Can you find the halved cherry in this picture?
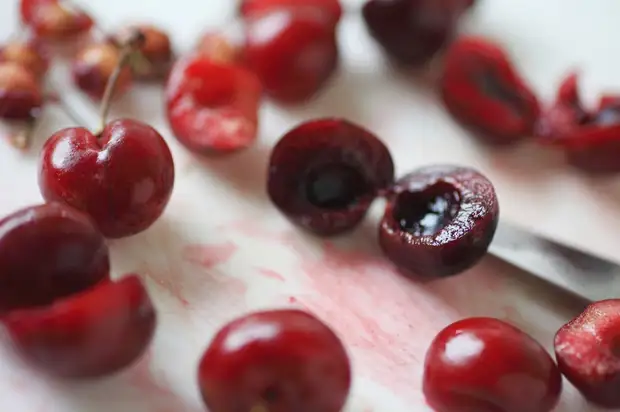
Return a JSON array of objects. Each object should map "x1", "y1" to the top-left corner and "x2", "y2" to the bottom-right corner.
[
  {"x1": 195, "y1": 27, "x2": 245, "y2": 65},
  {"x1": 0, "y1": 62, "x2": 43, "y2": 121},
  {"x1": 0, "y1": 39, "x2": 49, "y2": 80},
  {"x1": 165, "y1": 55, "x2": 262, "y2": 154},
  {"x1": 20, "y1": 0, "x2": 94, "y2": 41},
  {"x1": 239, "y1": 0, "x2": 343, "y2": 26},
  {"x1": 3, "y1": 275, "x2": 156, "y2": 379}
]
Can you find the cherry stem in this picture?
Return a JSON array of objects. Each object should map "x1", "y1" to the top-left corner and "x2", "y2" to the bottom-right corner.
[
  {"x1": 95, "y1": 29, "x2": 144, "y2": 135},
  {"x1": 11, "y1": 114, "x2": 38, "y2": 150}
]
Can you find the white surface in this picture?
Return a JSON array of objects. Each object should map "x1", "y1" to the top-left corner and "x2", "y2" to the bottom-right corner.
[{"x1": 0, "y1": 0, "x2": 618, "y2": 411}]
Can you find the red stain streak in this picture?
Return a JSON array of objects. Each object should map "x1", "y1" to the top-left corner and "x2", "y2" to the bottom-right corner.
[
  {"x1": 256, "y1": 267, "x2": 286, "y2": 282},
  {"x1": 140, "y1": 269, "x2": 190, "y2": 308},
  {"x1": 183, "y1": 242, "x2": 238, "y2": 269}
]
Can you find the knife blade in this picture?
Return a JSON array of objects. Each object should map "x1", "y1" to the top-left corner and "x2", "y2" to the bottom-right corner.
[{"x1": 489, "y1": 222, "x2": 620, "y2": 302}]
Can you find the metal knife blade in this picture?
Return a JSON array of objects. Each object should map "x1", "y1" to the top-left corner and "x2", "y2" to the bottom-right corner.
[{"x1": 488, "y1": 222, "x2": 620, "y2": 302}]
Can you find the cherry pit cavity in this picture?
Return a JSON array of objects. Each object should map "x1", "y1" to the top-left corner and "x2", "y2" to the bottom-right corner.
[{"x1": 0, "y1": 0, "x2": 616, "y2": 411}]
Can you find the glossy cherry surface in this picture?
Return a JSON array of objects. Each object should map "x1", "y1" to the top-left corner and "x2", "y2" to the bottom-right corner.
[
  {"x1": 0, "y1": 62, "x2": 43, "y2": 120},
  {"x1": 424, "y1": 317, "x2": 562, "y2": 412},
  {"x1": 0, "y1": 40, "x2": 49, "y2": 80},
  {"x1": 3, "y1": 275, "x2": 156, "y2": 378},
  {"x1": 239, "y1": 0, "x2": 343, "y2": 26},
  {"x1": 111, "y1": 24, "x2": 173, "y2": 81},
  {"x1": 20, "y1": 0, "x2": 94, "y2": 40},
  {"x1": 38, "y1": 118, "x2": 175, "y2": 238},
  {"x1": 555, "y1": 299, "x2": 620, "y2": 408},
  {"x1": 198, "y1": 309, "x2": 351, "y2": 412},
  {"x1": 379, "y1": 165, "x2": 498, "y2": 277},
  {"x1": 0, "y1": 202, "x2": 109, "y2": 313},
  {"x1": 72, "y1": 41, "x2": 133, "y2": 101},
  {"x1": 244, "y1": 8, "x2": 339, "y2": 104},
  {"x1": 166, "y1": 55, "x2": 262, "y2": 154},
  {"x1": 267, "y1": 118, "x2": 394, "y2": 236}
]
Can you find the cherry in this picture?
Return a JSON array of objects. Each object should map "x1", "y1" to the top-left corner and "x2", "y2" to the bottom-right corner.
[
  {"x1": 0, "y1": 62, "x2": 43, "y2": 121},
  {"x1": 363, "y1": 0, "x2": 471, "y2": 67},
  {"x1": 239, "y1": 0, "x2": 343, "y2": 26},
  {"x1": 244, "y1": 7, "x2": 339, "y2": 104},
  {"x1": 72, "y1": 41, "x2": 133, "y2": 101},
  {"x1": 165, "y1": 54, "x2": 262, "y2": 154},
  {"x1": 0, "y1": 202, "x2": 109, "y2": 313},
  {"x1": 3, "y1": 275, "x2": 156, "y2": 379},
  {"x1": 111, "y1": 24, "x2": 174, "y2": 81},
  {"x1": 267, "y1": 118, "x2": 394, "y2": 236},
  {"x1": 195, "y1": 31, "x2": 245, "y2": 65},
  {"x1": 0, "y1": 40, "x2": 49, "y2": 80},
  {"x1": 379, "y1": 165, "x2": 498, "y2": 277},
  {"x1": 198, "y1": 309, "x2": 351, "y2": 412},
  {"x1": 20, "y1": 0, "x2": 94, "y2": 41},
  {"x1": 554, "y1": 299, "x2": 620, "y2": 408},
  {"x1": 424, "y1": 317, "x2": 562, "y2": 412}
]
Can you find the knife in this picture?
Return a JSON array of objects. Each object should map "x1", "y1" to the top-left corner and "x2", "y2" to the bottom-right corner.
[{"x1": 489, "y1": 222, "x2": 620, "y2": 302}]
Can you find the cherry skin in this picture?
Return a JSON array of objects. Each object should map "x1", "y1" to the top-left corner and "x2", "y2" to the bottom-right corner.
[
  {"x1": 72, "y1": 41, "x2": 133, "y2": 101},
  {"x1": 3, "y1": 274, "x2": 156, "y2": 379},
  {"x1": 0, "y1": 40, "x2": 49, "y2": 80},
  {"x1": 0, "y1": 202, "x2": 109, "y2": 313},
  {"x1": 20, "y1": 0, "x2": 94, "y2": 41},
  {"x1": 38, "y1": 118, "x2": 175, "y2": 239},
  {"x1": 244, "y1": 7, "x2": 339, "y2": 104},
  {"x1": 424, "y1": 317, "x2": 562, "y2": 412},
  {"x1": 0, "y1": 62, "x2": 43, "y2": 121},
  {"x1": 239, "y1": 0, "x2": 343, "y2": 26},
  {"x1": 166, "y1": 55, "x2": 262, "y2": 154},
  {"x1": 198, "y1": 309, "x2": 351, "y2": 412}
]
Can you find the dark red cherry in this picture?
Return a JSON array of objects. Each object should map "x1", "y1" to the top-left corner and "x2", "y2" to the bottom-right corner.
[
  {"x1": 20, "y1": 0, "x2": 94, "y2": 41},
  {"x1": 38, "y1": 118, "x2": 175, "y2": 239},
  {"x1": 244, "y1": 8, "x2": 339, "y2": 104},
  {"x1": 0, "y1": 202, "x2": 109, "y2": 313},
  {"x1": 362, "y1": 0, "x2": 471, "y2": 67},
  {"x1": 0, "y1": 40, "x2": 49, "y2": 80},
  {"x1": 0, "y1": 62, "x2": 43, "y2": 121},
  {"x1": 267, "y1": 118, "x2": 394, "y2": 236},
  {"x1": 3, "y1": 275, "x2": 156, "y2": 378},
  {"x1": 424, "y1": 317, "x2": 562, "y2": 412},
  {"x1": 379, "y1": 165, "x2": 498, "y2": 277},
  {"x1": 165, "y1": 55, "x2": 262, "y2": 154},
  {"x1": 239, "y1": 0, "x2": 343, "y2": 26},
  {"x1": 198, "y1": 309, "x2": 351, "y2": 412},
  {"x1": 72, "y1": 41, "x2": 133, "y2": 101},
  {"x1": 555, "y1": 299, "x2": 620, "y2": 408}
]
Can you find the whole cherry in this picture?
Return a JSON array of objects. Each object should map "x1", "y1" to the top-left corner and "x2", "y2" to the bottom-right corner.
[
  {"x1": 198, "y1": 309, "x2": 351, "y2": 412},
  {"x1": 555, "y1": 299, "x2": 620, "y2": 408},
  {"x1": 424, "y1": 317, "x2": 562, "y2": 412},
  {"x1": 0, "y1": 61, "x2": 43, "y2": 121},
  {"x1": 20, "y1": 0, "x2": 94, "y2": 41},
  {"x1": 165, "y1": 54, "x2": 262, "y2": 154},
  {"x1": 244, "y1": 7, "x2": 339, "y2": 104},
  {"x1": 379, "y1": 165, "x2": 499, "y2": 277},
  {"x1": 0, "y1": 39, "x2": 49, "y2": 80},
  {"x1": 40, "y1": 32, "x2": 175, "y2": 238}
]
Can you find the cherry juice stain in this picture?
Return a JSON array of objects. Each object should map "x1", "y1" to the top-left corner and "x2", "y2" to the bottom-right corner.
[
  {"x1": 183, "y1": 241, "x2": 238, "y2": 269},
  {"x1": 256, "y1": 267, "x2": 286, "y2": 282}
]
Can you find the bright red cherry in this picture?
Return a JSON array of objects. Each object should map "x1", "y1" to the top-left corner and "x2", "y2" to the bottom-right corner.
[
  {"x1": 239, "y1": 0, "x2": 343, "y2": 26},
  {"x1": 20, "y1": 0, "x2": 94, "y2": 41},
  {"x1": 165, "y1": 55, "x2": 262, "y2": 154},
  {"x1": 198, "y1": 309, "x2": 351, "y2": 412},
  {"x1": 244, "y1": 8, "x2": 339, "y2": 104},
  {"x1": 0, "y1": 62, "x2": 43, "y2": 121},
  {"x1": 3, "y1": 275, "x2": 156, "y2": 378},
  {"x1": 424, "y1": 317, "x2": 562, "y2": 412},
  {"x1": 0, "y1": 40, "x2": 49, "y2": 80},
  {"x1": 38, "y1": 118, "x2": 175, "y2": 238}
]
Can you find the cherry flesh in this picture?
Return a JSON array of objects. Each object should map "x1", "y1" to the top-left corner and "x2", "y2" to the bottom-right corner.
[
  {"x1": 267, "y1": 118, "x2": 394, "y2": 236},
  {"x1": 195, "y1": 30, "x2": 245, "y2": 65},
  {"x1": 239, "y1": 0, "x2": 343, "y2": 26},
  {"x1": 165, "y1": 55, "x2": 262, "y2": 154},
  {"x1": 20, "y1": 0, "x2": 94, "y2": 41},
  {"x1": 3, "y1": 275, "x2": 156, "y2": 379},
  {"x1": 0, "y1": 202, "x2": 109, "y2": 313},
  {"x1": 39, "y1": 118, "x2": 175, "y2": 238},
  {"x1": 0, "y1": 40, "x2": 49, "y2": 80},
  {"x1": 198, "y1": 309, "x2": 351, "y2": 412},
  {"x1": 363, "y1": 0, "x2": 472, "y2": 67},
  {"x1": 0, "y1": 62, "x2": 43, "y2": 121},
  {"x1": 424, "y1": 317, "x2": 562, "y2": 412},
  {"x1": 244, "y1": 8, "x2": 339, "y2": 104},
  {"x1": 554, "y1": 299, "x2": 620, "y2": 408},
  {"x1": 72, "y1": 41, "x2": 133, "y2": 101},
  {"x1": 111, "y1": 24, "x2": 174, "y2": 81},
  {"x1": 379, "y1": 165, "x2": 498, "y2": 277}
]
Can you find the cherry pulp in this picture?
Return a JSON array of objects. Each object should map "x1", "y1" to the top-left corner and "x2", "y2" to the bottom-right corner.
[
  {"x1": 20, "y1": 0, "x2": 94, "y2": 41},
  {"x1": 0, "y1": 40, "x2": 49, "y2": 80},
  {"x1": 424, "y1": 317, "x2": 562, "y2": 412},
  {"x1": 0, "y1": 62, "x2": 43, "y2": 121},
  {"x1": 379, "y1": 165, "x2": 498, "y2": 277},
  {"x1": 198, "y1": 309, "x2": 351, "y2": 412},
  {"x1": 239, "y1": 0, "x2": 343, "y2": 26},
  {"x1": 195, "y1": 30, "x2": 245, "y2": 65}
]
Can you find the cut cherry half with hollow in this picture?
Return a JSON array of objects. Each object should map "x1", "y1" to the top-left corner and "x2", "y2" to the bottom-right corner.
[
  {"x1": 198, "y1": 309, "x2": 351, "y2": 412},
  {"x1": 424, "y1": 317, "x2": 562, "y2": 412},
  {"x1": 3, "y1": 274, "x2": 156, "y2": 379},
  {"x1": 244, "y1": 7, "x2": 339, "y2": 104},
  {"x1": 267, "y1": 118, "x2": 394, "y2": 236},
  {"x1": 379, "y1": 165, "x2": 499, "y2": 277},
  {"x1": 555, "y1": 299, "x2": 620, "y2": 408},
  {"x1": 239, "y1": 0, "x2": 343, "y2": 26},
  {"x1": 440, "y1": 36, "x2": 540, "y2": 145},
  {"x1": 20, "y1": 0, "x2": 94, "y2": 41},
  {"x1": 165, "y1": 54, "x2": 262, "y2": 154},
  {"x1": 0, "y1": 61, "x2": 43, "y2": 121},
  {"x1": 0, "y1": 39, "x2": 50, "y2": 80}
]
